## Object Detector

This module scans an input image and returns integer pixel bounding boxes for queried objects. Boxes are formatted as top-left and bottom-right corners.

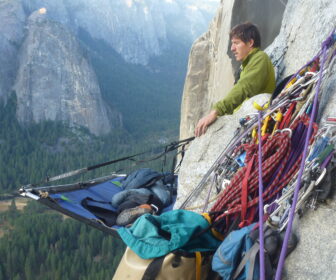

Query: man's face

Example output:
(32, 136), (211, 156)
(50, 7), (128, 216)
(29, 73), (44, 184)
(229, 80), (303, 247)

(230, 36), (254, 61)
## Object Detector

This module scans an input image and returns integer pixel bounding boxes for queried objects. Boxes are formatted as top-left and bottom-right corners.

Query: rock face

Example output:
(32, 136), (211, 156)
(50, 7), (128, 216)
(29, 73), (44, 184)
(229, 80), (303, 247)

(267, 1), (336, 278)
(175, 93), (271, 210)
(179, 0), (236, 140)
(21, 0), (219, 65)
(14, 11), (120, 135)
(0, 0), (25, 101)
(178, 0), (336, 278)
(283, 191), (336, 280)
(179, 0), (286, 139)
(266, 0), (336, 81)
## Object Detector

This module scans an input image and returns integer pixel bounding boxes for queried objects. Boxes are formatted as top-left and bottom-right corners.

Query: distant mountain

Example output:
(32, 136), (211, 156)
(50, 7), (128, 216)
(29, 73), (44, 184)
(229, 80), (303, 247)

(0, 0), (25, 101)
(22, 0), (219, 65)
(14, 10), (121, 136)
(0, 0), (219, 136)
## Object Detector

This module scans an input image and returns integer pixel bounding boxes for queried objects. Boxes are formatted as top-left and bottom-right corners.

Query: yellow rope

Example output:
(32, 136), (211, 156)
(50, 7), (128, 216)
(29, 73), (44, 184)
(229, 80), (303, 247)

(195, 252), (202, 280)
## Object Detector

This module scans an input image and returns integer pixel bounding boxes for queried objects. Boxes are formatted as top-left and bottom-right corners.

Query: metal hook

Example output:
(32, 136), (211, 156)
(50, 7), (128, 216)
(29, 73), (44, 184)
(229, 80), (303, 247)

(280, 128), (293, 138)
(315, 168), (327, 186)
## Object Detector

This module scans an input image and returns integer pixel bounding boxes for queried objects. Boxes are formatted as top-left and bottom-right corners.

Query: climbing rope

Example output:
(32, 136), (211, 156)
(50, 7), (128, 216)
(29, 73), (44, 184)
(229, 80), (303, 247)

(275, 30), (332, 280)
(257, 109), (266, 280)
(178, 28), (336, 280)
(209, 115), (318, 235)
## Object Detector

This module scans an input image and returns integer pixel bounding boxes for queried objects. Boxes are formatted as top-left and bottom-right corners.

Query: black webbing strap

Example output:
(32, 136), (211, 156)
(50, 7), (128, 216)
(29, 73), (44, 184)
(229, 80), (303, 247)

(232, 241), (275, 280)
(81, 197), (118, 227)
(87, 152), (147, 171)
(29, 152), (145, 187)
(161, 145), (169, 173)
(144, 215), (171, 240)
(87, 136), (195, 172)
(173, 143), (188, 173)
(138, 215), (173, 280)
(23, 137), (195, 189)
(232, 242), (259, 280)
(142, 256), (166, 280)
(270, 74), (293, 104)
(233, 226), (281, 280)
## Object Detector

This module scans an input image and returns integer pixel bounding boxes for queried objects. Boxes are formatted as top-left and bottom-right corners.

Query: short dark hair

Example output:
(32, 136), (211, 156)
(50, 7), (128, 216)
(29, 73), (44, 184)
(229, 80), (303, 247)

(230, 22), (261, 48)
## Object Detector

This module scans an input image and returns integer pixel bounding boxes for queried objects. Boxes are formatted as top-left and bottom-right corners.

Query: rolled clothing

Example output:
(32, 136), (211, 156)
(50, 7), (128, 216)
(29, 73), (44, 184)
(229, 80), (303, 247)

(117, 193), (164, 213)
(122, 168), (162, 190)
(151, 181), (172, 207)
(111, 188), (152, 208)
(162, 173), (178, 195)
(112, 184), (172, 211)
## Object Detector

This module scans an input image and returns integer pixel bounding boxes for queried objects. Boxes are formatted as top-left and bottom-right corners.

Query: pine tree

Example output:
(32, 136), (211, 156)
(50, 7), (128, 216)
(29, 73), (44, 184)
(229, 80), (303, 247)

(0, 264), (5, 280)
(24, 257), (33, 280)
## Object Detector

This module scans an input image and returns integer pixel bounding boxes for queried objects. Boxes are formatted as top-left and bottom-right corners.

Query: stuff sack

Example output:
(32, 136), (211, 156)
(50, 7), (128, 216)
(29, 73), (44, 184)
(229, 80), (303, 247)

(112, 247), (214, 280)
(212, 223), (298, 280)
(212, 223), (259, 280)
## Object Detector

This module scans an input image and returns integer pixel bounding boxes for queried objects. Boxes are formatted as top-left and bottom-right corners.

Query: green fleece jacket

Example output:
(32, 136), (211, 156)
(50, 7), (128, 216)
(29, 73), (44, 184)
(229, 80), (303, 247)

(213, 48), (275, 116)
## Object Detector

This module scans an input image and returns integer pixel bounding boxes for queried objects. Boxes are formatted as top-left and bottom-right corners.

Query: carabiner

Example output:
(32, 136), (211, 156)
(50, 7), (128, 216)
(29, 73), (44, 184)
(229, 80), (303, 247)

(315, 168), (327, 186)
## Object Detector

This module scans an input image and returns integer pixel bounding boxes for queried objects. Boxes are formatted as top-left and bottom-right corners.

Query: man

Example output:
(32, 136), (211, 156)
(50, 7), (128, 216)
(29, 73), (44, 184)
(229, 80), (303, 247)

(195, 22), (275, 137)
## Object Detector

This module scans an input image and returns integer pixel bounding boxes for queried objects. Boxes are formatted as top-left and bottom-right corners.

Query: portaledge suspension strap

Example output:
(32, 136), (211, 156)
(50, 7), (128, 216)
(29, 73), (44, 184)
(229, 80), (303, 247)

(23, 137), (195, 189)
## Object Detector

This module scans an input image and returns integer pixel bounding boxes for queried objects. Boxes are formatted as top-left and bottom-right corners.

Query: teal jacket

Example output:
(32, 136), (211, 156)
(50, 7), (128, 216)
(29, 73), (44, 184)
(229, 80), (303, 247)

(118, 210), (221, 259)
(213, 48), (275, 116)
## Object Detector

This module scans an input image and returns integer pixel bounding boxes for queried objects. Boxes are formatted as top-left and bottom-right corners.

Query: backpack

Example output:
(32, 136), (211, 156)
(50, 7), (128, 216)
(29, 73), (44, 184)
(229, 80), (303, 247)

(212, 224), (298, 280)
(212, 223), (259, 280)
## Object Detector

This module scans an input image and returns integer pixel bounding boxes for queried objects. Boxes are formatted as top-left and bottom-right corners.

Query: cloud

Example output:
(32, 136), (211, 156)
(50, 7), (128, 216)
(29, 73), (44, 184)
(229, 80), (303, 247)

(125, 0), (133, 8)
(143, 7), (149, 15)
(38, 7), (47, 14)
(187, 5), (198, 11)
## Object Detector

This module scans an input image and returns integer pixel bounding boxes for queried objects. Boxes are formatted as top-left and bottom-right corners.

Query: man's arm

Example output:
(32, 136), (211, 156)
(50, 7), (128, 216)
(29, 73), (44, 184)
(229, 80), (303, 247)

(195, 52), (273, 137)
(195, 110), (218, 137)
(213, 54), (269, 116)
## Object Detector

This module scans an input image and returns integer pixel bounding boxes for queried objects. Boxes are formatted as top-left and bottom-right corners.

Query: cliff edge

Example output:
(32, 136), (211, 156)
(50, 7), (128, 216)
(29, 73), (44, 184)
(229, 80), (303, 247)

(178, 0), (336, 278)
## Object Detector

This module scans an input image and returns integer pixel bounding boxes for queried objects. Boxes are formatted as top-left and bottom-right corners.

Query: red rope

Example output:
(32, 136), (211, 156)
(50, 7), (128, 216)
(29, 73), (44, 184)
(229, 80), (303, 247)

(240, 154), (255, 228)
(211, 131), (291, 215)
(279, 102), (296, 129)
(210, 115), (318, 232)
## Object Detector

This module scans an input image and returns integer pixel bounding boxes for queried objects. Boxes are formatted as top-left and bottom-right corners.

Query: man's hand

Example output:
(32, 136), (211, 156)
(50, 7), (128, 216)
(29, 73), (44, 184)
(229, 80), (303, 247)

(195, 110), (218, 137)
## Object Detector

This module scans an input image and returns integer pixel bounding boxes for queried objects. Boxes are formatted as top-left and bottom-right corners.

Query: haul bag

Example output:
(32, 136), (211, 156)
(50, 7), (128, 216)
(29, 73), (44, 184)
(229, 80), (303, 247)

(112, 247), (214, 280)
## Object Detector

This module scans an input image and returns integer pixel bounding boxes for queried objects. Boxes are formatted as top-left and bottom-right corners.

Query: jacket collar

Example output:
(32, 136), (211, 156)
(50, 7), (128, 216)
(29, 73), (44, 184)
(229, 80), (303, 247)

(242, 48), (260, 68)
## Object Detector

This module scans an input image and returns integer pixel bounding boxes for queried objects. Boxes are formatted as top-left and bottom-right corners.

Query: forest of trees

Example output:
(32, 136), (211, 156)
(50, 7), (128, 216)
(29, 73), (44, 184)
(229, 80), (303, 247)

(0, 8), (192, 279)
(0, 201), (126, 280)
(0, 23), (188, 280)
(0, 91), (179, 279)
(0, 94), (178, 193)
